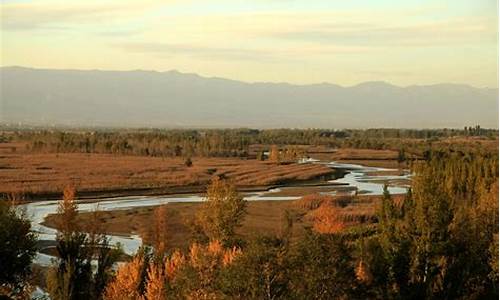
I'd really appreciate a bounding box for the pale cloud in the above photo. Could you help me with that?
[115,41,373,62]
[1,0,166,30]
[116,42,276,61]
[270,17,496,47]
[162,11,495,45]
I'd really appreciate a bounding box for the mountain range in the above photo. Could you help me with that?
[1,66,498,128]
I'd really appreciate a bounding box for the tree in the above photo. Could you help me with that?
[0,194,37,297]
[364,152,499,299]
[289,232,356,299]
[256,151,265,161]
[104,254,147,300]
[309,202,345,234]
[104,240,241,300]
[149,206,168,257]
[143,262,167,300]
[194,178,247,246]
[220,236,290,299]
[47,186,121,300]
[366,186,412,298]
[87,209,123,299]
[56,186,79,234]
[397,148,406,164]
[268,145,280,164]
[47,186,91,300]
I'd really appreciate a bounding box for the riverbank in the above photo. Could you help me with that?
[42,194,403,253]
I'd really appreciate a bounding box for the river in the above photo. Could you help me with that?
[21,161,411,266]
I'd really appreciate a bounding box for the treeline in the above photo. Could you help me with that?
[3,126,498,158]
[1,149,497,299]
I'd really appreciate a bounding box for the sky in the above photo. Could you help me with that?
[1,0,498,87]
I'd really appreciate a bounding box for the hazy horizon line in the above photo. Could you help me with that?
[2,65,498,90]
[1,121,497,132]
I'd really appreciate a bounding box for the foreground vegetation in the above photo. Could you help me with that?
[0,127,497,299]
[103,149,498,299]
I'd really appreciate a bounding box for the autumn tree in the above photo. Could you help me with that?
[56,186,79,234]
[105,240,241,300]
[104,254,147,300]
[268,145,280,164]
[149,206,169,257]
[309,202,345,234]
[176,240,229,299]
[194,178,247,246]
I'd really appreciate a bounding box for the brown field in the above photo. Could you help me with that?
[327,148,405,169]
[0,152,335,198]
[331,148,399,160]
[0,145,415,199]
[0,142,27,153]
[438,136,498,150]
[43,194,400,252]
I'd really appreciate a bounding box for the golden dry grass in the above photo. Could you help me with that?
[0,153,333,196]
[331,148,399,160]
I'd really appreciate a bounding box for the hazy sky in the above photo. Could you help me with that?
[1,0,498,87]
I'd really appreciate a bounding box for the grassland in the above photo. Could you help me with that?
[3,139,452,200]
[0,149,336,199]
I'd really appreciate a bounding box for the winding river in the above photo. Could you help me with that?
[21,161,411,266]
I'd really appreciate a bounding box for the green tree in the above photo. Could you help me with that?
[220,235,290,300]
[289,232,355,299]
[397,148,406,164]
[365,152,499,299]
[0,194,37,297]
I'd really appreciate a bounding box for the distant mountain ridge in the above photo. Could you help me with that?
[1,66,498,128]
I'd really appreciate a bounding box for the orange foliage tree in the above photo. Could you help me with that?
[56,185,79,234]
[104,255,145,300]
[104,240,241,300]
[310,203,345,234]
[150,205,168,256]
